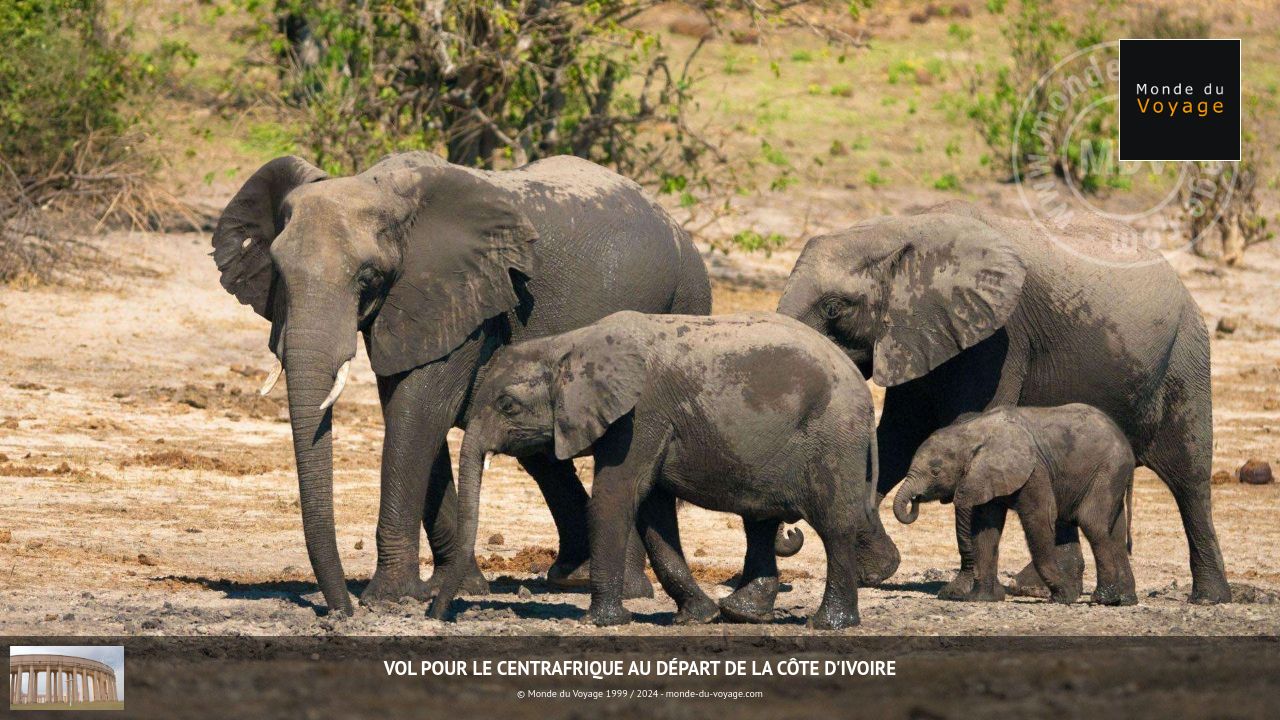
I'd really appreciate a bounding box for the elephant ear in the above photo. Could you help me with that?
[211,156,328,320]
[367,167,538,376]
[872,214,1026,387]
[954,413,1036,508]
[551,327,648,460]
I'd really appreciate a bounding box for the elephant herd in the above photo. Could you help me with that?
[211,151,1230,628]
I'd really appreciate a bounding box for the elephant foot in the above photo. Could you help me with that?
[362,563,489,607]
[1189,578,1232,605]
[1091,584,1136,606]
[1006,557,1083,599]
[856,532,901,586]
[718,577,779,624]
[963,584,1006,603]
[587,602,633,627]
[1048,586,1078,605]
[545,557,654,599]
[623,568,655,600]
[673,596,720,625]
[807,603,860,630]
[546,556,591,590]
[937,569,975,600]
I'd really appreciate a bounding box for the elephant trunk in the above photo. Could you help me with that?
[774,525,804,557]
[283,295,359,616]
[893,474,925,525]
[428,427,487,620]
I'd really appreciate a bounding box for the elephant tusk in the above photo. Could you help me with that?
[260,360,283,396]
[319,360,351,411]
[483,452,492,471]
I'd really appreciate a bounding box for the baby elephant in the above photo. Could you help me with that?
[893,404,1136,606]
[427,311,879,629]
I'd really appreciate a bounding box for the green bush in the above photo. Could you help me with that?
[0,0,137,178]
[961,0,1121,190]
[233,0,713,183]
[0,0,194,284]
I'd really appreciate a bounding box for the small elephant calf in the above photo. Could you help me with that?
[428,311,881,629]
[893,404,1137,606]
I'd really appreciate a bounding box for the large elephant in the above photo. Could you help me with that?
[777,201,1230,604]
[211,151,711,614]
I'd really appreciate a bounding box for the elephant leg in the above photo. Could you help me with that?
[363,348,487,605]
[962,504,1007,602]
[862,386,938,587]
[807,508,861,630]
[1015,490,1077,605]
[719,518,782,624]
[585,416,664,626]
[1081,506,1137,606]
[418,442,489,597]
[937,506,976,600]
[1139,414,1230,603]
[519,453,653,599]
[636,486,718,624]
[1005,523,1084,599]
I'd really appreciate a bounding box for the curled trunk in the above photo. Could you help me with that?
[427,430,486,620]
[893,474,924,524]
[773,525,804,557]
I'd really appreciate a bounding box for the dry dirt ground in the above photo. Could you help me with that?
[1,191,1278,638]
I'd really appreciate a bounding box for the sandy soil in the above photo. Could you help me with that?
[1,191,1278,637]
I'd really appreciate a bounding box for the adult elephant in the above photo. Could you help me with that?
[777,200,1230,604]
[212,151,711,614]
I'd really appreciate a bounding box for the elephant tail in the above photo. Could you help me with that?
[1126,475,1134,555]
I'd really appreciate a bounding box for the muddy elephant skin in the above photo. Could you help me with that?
[429,311,889,630]
[777,200,1228,604]
[211,152,710,614]
[895,404,1137,606]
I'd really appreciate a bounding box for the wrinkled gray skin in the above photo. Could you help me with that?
[778,200,1228,604]
[894,405,1137,606]
[428,312,883,630]
[212,152,710,614]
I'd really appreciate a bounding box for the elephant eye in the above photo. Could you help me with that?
[929,465,941,476]
[496,394,521,416]
[820,297,848,320]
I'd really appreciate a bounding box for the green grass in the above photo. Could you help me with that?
[103,1,1280,202]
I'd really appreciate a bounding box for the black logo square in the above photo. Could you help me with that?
[1119,39,1240,161]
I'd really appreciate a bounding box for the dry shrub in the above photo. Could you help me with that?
[0,0,198,287]
[121,449,276,476]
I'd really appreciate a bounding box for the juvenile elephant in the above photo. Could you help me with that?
[212,152,710,614]
[777,201,1228,604]
[428,311,884,629]
[894,404,1137,606]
